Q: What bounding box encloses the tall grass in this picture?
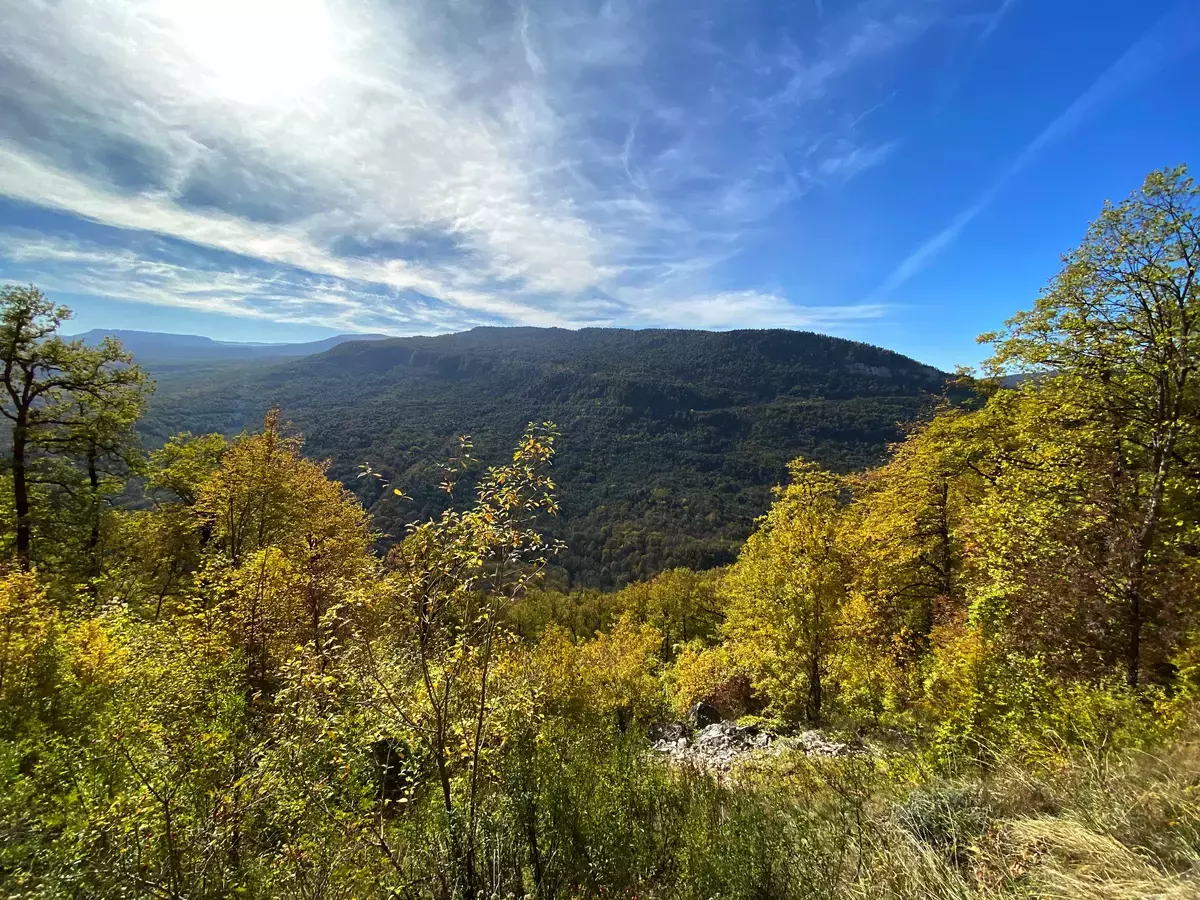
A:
[401,728,1200,899]
[5,721,1197,898]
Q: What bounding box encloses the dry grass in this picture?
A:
[845,734,1200,899]
[1000,818,1196,899]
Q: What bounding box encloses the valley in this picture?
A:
[141,326,954,584]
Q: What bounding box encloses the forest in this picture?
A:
[1,165,1198,899]
[140,308,953,587]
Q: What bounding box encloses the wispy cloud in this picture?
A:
[872,1,1200,299]
[640,290,888,330]
[0,229,467,332]
[978,0,1018,43]
[818,140,899,183]
[0,0,956,333]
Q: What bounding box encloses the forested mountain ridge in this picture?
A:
[143,326,953,585]
[68,328,389,367]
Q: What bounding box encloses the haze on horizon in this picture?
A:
[0,0,1197,370]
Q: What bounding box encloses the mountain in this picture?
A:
[142,326,955,586]
[68,329,390,367]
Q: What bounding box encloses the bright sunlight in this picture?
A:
[149,0,340,104]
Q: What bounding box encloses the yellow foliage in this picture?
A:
[0,568,56,713]
[846,408,985,648]
[213,547,307,694]
[832,592,908,727]
[196,409,372,575]
[528,624,584,713]
[722,459,845,723]
[63,617,126,688]
[666,640,746,718]
[512,615,664,730]
[614,567,723,659]
[576,613,664,729]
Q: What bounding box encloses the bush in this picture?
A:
[667,640,752,719]
[893,781,992,869]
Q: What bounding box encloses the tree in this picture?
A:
[847,409,987,657]
[0,286,149,570]
[985,166,1200,686]
[0,569,56,729]
[614,566,723,661]
[722,459,846,723]
[347,423,561,895]
[954,382,1137,678]
[576,612,664,731]
[62,391,148,583]
[147,431,228,507]
[108,433,228,618]
[195,410,373,692]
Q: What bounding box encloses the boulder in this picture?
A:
[650,721,686,743]
[687,701,721,728]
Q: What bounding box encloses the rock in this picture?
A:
[688,701,721,728]
[652,719,868,772]
[798,730,851,757]
[650,727,691,754]
[668,721,772,770]
[694,722,728,745]
[651,719,870,771]
[650,721,686,743]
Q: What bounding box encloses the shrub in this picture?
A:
[667,640,752,719]
[893,780,993,869]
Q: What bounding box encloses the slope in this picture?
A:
[143,326,953,586]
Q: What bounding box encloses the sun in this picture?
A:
[150,0,340,105]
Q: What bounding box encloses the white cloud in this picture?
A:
[0,146,549,322]
[0,0,940,332]
[639,290,887,331]
[0,229,459,332]
[978,0,1018,43]
[817,141,898,182]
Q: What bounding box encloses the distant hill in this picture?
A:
[142,326,956,586]
[68,329,390,368]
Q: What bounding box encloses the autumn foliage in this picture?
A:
[2,166,1200,898]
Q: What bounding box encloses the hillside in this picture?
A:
[144,326,953,585]
[68,328,389,369]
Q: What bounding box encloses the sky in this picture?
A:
[0,0,1197,370]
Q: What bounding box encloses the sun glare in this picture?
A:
[151,0,340,104]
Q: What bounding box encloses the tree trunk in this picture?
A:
[808,630,822,724]
[525,793,546,898]
[86,443,101,581]
[940,478,953,600]
[12,415,30,571]
[1126,439,1173,687]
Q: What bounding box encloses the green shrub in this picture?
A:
[893,781,992,869]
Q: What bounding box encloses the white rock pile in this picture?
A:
[650,720,860,771]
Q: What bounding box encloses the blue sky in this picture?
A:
[0,0,1197,369]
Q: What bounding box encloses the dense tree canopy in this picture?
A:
[141,324,954,586]
[985,165,1200,684]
